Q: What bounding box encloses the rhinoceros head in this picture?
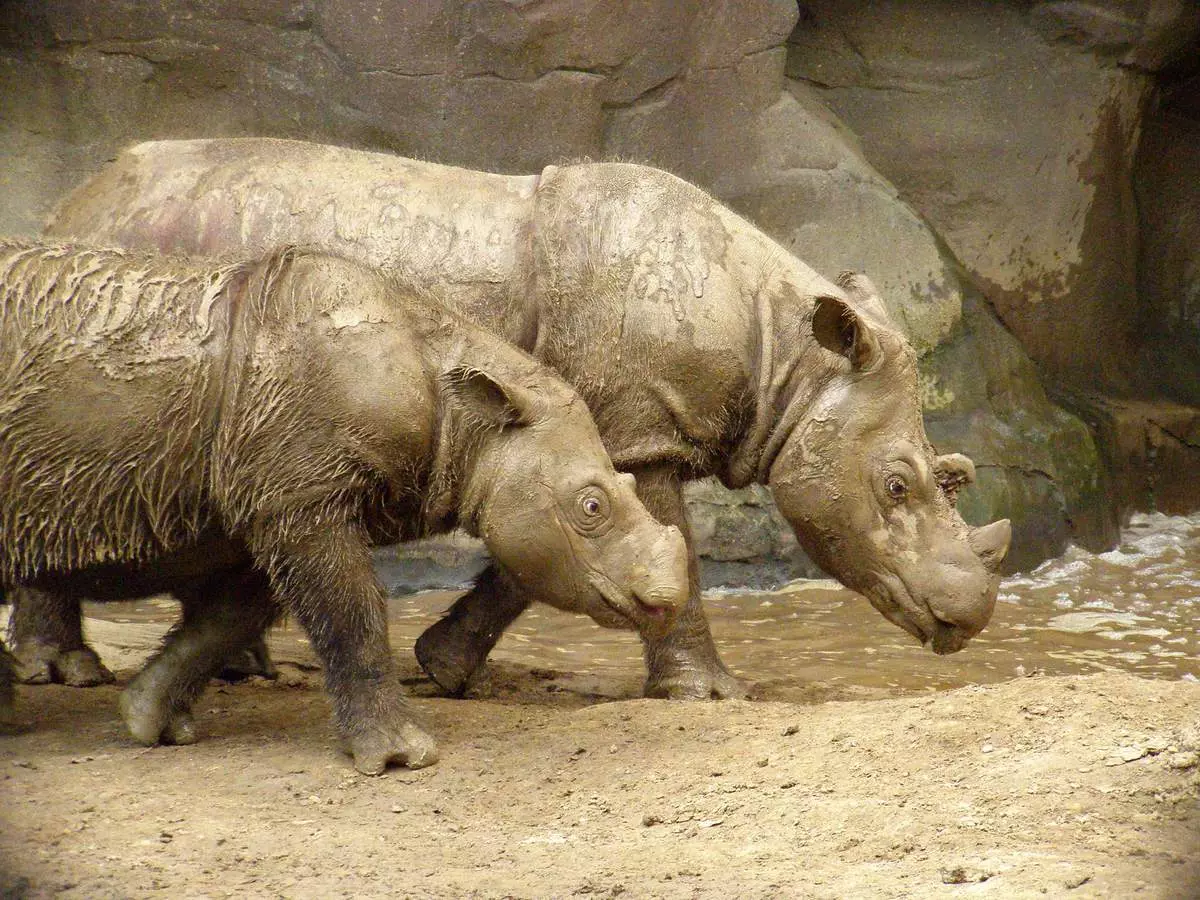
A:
[766,273,1011,654]
[444,366,689,634]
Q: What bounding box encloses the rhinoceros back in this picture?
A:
[0,239,239,579]
[47,138,543,342]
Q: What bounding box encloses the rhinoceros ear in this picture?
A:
[934,452,976,506]
[834,271,893,325]
[440,365,536,429]
[811,292,882,372]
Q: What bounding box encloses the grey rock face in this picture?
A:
[1135,102,1200,406]
[2,0,1194,572]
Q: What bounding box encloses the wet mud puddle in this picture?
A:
[63,512,1200,701]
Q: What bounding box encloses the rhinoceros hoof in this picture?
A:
[56,648,116,687]
[118,683,197,747]
[414,621,484,697]
[345,720,440,775]
[11,640,57,684]
[12,641,114,687]
[644,667,751,701]
[216,637,278,682]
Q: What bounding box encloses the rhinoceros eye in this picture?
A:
[885,474,908,503]
[568,486,612,536]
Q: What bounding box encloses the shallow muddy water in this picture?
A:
[72,512,1199,697]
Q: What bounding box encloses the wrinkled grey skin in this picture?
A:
[0,239,687,773]
[29,138,1012,699]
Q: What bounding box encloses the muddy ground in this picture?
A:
[2,615,1198,899]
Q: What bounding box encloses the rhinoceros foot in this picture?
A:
[13,639,115,687]
[644,666,750,701]
[118,677,197,747]
[215,636,278,682]
[413,618,488,697]
[345,719,439,775]
[643,633,750,700]
[414,575,528,697]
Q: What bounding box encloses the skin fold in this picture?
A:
[0,240,687,772]
[15,138,1011,701]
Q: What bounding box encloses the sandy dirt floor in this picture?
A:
[2,618,1198,899]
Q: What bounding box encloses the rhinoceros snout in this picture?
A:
[632,524,689,616]
[969,519,1012,575]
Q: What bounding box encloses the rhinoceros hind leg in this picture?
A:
[634,466,750,701]
[216,635,278,682]
[8,587,115,686]
[53,647,116,687]
[414,566,528,696]
[120,568,276,746]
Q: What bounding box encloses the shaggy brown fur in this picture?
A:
[0,239,688,772]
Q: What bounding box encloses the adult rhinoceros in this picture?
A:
[21,138,1011,699]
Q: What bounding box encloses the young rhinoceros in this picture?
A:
[28,138,1011,699]
[0,239,687,773]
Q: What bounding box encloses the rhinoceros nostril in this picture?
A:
[930,620,968,655]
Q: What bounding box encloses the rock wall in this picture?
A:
[1135,76,1200,405]
[786,0,1200,392]
[1,0,1196,578]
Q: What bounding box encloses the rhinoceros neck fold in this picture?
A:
[722,263,844,490]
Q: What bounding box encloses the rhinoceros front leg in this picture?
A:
[120,569,277,746]
[7,586,115,687]
[413,465,748,700]
[414,565,528,695]
[635,466,749,701]
[258,521,438,775]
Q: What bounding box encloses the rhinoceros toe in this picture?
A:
[56,648,116,687]
[118,679,195,747]
[12,640,114,687]
[11,639,57,685]
[414,619,488,697]
[346,720,440,775]
[216,637,278,682]
[645,667,751,701]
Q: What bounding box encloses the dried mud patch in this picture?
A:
[2,662,1198,899]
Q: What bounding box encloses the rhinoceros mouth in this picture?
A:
[865,573,936,644]
[586,571,672,634]
[866,574,972,655]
